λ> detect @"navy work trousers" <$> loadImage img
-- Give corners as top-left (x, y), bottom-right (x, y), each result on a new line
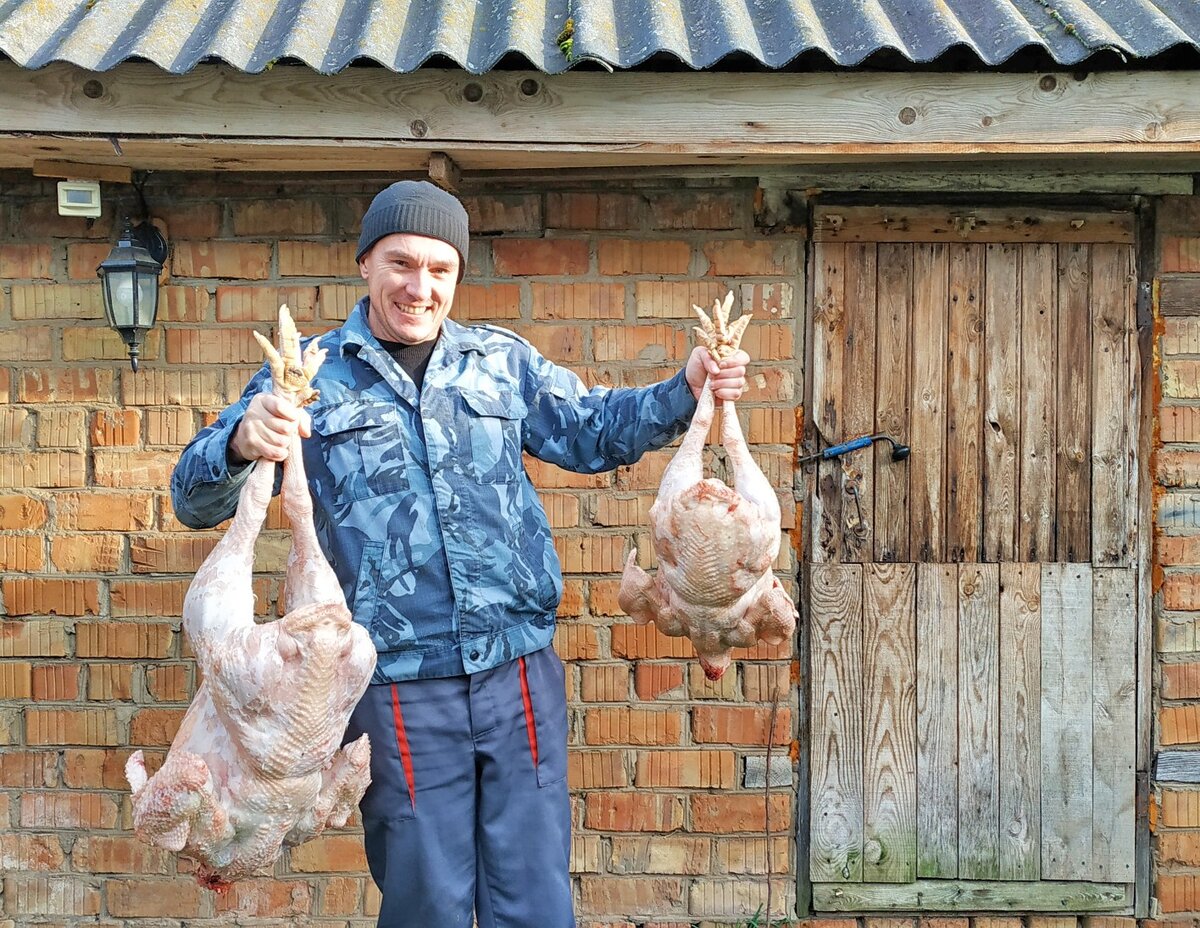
top-left (344, 645), bottom-right (575, 928)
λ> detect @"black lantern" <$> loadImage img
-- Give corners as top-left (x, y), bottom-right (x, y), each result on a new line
top-left (96, 221), bottom-right (168, 371)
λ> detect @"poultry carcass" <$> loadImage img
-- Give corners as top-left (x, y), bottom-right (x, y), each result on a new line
top-left (619, 293), bottom-right (797, 680)
top-left (126, 307), bottom-right (377, 889)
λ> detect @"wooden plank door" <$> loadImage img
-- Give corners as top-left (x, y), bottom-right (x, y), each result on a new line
top-left (805, 206), bottom-right (1140, 913)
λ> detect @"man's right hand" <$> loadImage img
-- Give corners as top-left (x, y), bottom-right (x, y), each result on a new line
top-left (228, 393), bottom-right (312, 464)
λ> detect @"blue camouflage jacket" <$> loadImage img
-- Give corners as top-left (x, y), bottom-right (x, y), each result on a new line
top-left (170, 299), bottom-right (697, 683)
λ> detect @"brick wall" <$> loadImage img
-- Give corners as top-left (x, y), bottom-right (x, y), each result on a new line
top-left (0, 172), bottom-right (803, 926)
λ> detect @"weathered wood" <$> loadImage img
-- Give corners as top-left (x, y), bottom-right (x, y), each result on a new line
top-left (787, 171), bottom-right (1191, 195)
top-left (31, 158), bottom-right (132, 183)
top-left (874, 243), bottom-right (912, 563)
top-left (1091, 245), bottom-right (1136, 566)
top-left (1041, 564), bottom-right (1094, 880)
top-left (427, 151), bottom-right (462, 192)
top-left (7, 64), bottom-right (1200, 161)
top-left (862, 564), bottom-right (918, 883)
top-left (998, 562), bottom-right (1042, 881)
top-left (809, 565), bottom-right (864, 882)
top-left (1159, 275), bottom-right (1200, 316)
top-left (983, 244), bottom-right (1021, 562)
top-left (814, 207), bottom-right (1134, 245)
top-left (812, 879), bottom-right (1130, 912)
top-left (909, 244), bottom-right (949, 561)
top-left (1018, 244), bottom-right (1057, 561)
top-left (1092, 568), bottom-right (1137, 884)
top-left (840, 243), bottom-right (878, 564)
top-left (946, 244), bottom-right (985, 563)
top-left (957, 563), bottom-right (1000, 879)
top-left (916, 563), bottom-right (959, 879)
top-left (1056, 243), bottom-right (1093, 561)
top-left (811, 245), bottom-right (847, 564)
top-left (1155, 751), bottom-right (1200, 782)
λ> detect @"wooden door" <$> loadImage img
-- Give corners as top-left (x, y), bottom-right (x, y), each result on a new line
top-left (804, 206), bottom-right (1140, 913)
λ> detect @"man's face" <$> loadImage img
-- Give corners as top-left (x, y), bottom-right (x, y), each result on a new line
top-left (359, 232), bottom-right (460, 345)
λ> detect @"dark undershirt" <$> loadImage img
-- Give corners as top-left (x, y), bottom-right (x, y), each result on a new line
top-left (377, 335), bottom-right (437, 390)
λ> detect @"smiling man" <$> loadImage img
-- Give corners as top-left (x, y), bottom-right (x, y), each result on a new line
top-left (170, 180), bottom-right (749, 928)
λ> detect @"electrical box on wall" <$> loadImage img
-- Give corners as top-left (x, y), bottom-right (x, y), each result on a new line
top-left (57, 180), bottom-right (102, 218)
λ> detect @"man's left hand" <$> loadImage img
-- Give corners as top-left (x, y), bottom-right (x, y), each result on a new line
top-left (685, 345), bottom-right (750, 402)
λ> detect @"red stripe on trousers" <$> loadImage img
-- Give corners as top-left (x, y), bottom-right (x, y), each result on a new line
top-left (518, 656), bottom-right (539, 769)
top-left (389, 683), bottom-right (416, 810)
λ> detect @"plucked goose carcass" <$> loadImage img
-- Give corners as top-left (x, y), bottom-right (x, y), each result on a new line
top-left (618, 293), bottom-right (797, 679)
top-left (126, 307), bottom-right (377, 889)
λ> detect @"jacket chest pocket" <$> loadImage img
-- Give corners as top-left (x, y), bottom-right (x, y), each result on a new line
top-left (310, 401), bottom-right (411, 501)
top-left (458, 390), bottom-right (527, 484)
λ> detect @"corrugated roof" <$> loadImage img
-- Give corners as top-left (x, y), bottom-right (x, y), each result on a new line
top-left (1, 0), bottom-right (1198, 75)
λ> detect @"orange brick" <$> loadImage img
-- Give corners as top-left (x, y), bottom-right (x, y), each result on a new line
top-left (568, 750), bottom-right (629, 788)
top-left (67, 242), bottom-right (116, 279)
top-left (90, 409), bottom-right (141, 446)
top-left (609, 836), bottom-right (709, 875)
top-left (2, 578), bottom-right (99, 616)
top-left (61, 325), bottom-right (161, 362)
top-left (110, 579), bottom-right (188, 616)
top-left (0, 749), bottom-right (57, 787)
top-left (588, 579), bottom-right (628, 618)
top-left (71, 835), bottom-right (170, 874)
top-left (584, 792), bottom-right (685, 832)
top-left (713, 836), bottom-right (791, 874)
top-left (635, 663), bottom-right (685, 700)
top-left (578, 877), bottom-right (686, 915)
top-left (319, 875), bottom-right (362, 916)
top-left (31, 664), bottom-right (80, 701)
top-left (1164, 661), bottom-right (1200, 699)
top-left (0, 535), bottom-right (45, 571)
top-left (0, 406), bottom-right (29, 446)
top-left (493, 239), bottom-right (589, 276)
top-left (1158, 872), bottom-right (1200, 913)
top-left (703, 240), bottom-right (797, 276)
top-left (87, 662), bottom-right (135, 701)
top-left (215, 285), bottom-right (318, 322)
top-left (0, 621), bottom-right (68, 657)
top-left (75, 622), bottom-right (173, 659)
top-left (288, 834), bottom-right (369, 872)
top-left (107, 878), bottom-right (205, 918)
top-left (455, 282), bottom-right (522, 320)
top-left (62, 748), bottom-right (137, 789)
top-left (166, 327), bottom-right (265, 364)
top-left (594, 324), bottom-right (688, 363)
top-left (635, 280), bottom-right (727, 319)
top-left (1162, 406), bottom-right (1200, 443)
top-left (130, 708), bottom-right (186, 745)
top-left (546, 192), bottom-right (646, 230)
top-left (580, 664), bottom-right (630, 702)
top-left (0, 451), bottom-right (85, 489)
top-left (649, 191), bottom-right (741, 230)
top-left (58, 491), bottom-right (154, 531)
top-left (1159, 831), bottom-right (1200, 867)
top-left (1, 874), bottom-right (101, 916)
top-left (277, 241), bottom-right (356, 277)
top-left (692, 706), bottom-right (791, 745)
top-left (172, 241), bottom-right (271, 279)
top-left (163, 201), bottom-right (223, 238)
top-left (129, 534), bottom-right (216, 573)
top-left (34, 406), bottom-right (86, 449)
top-left (556, 534), bottom-right (628, 573)
top-left (592, 496), bottom-right (653, 529)
top-left (1158, 535), bottom-right (1200, 566)
top-left (598, 240), bottom-right (691, 276)
top-left (93, 450), bottom-right (176, 488)
top-left (532, 282), bottom-right (624, 320)
top-left (157, 284), bottom-right (212, 323)
top-left (634, 749), bottom-right (736, 788)
top-left (318, 283), bottom-right (362, 320)
top-left (145, 408), bottom-right (196, 447)
top-left (689, 662), bottom-right (739, 698)
top-left (50, 534), bottom-right (122, 572)
top-left (525, 455), bottom-right (611, 489)
top-left (691, 794), bottom-right (791, 833)
top-left (18, 368), bottom-right (114, 403)
top-left (0, 833), bottom-right (65, 871)
top-left (0, 243), bottom-right (52, 278)
top-left (121, 369), bottom-right (224, 406)
top-left (583, 707), bottom-right (683, 746)
top-left (215, 878), bottom-right (313, 916)
top-left (146, 663), bottom-right (192, 702)
top-left (554, 623), bottom-right (599, 660)
top-left (25, 708), bottom-right (118, 745)
top-left (514, 323), bottom-right (585, 363)
top-left (463, 193), bottom-right (541, 233)
top-left (233, 199), bottom-right (329, 235)
top-left (1166, 573), bottom-right (1200, 610)
top-left (611, 624), bottom-right (694, 659)
top-left (1159, 452), bottom-right (1200, 489)
top-left (1162, 705), bottom-right (1200, 745)
top-left (0, 661), bottom-right (32, 699)
top-left (740, 663), bottom-right (790, 701)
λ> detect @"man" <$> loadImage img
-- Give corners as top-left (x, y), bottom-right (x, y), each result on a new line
top-left (171, 181), bottom-right (749, 927)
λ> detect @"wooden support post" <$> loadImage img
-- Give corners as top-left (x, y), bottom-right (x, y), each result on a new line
top-left (428, 152), bottom-right (461, 192)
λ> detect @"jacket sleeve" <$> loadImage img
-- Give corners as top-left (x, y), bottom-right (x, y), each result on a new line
top-left (169, 363), bottom-right (272, 529)
top-left (520, 342), bottom-right (697, 474)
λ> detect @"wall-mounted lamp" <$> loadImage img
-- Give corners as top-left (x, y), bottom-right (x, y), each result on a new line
top-left (96, 220), bottom-right (167, 372)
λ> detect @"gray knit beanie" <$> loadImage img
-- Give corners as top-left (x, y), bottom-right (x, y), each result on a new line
top-left (355, 181), bottom-right (470, 278)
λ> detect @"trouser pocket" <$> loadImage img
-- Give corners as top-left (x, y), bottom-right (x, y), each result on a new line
top-left (343, 683), bottom-right (417, 822)
top-left (518, 648), bottom-right (567, 788)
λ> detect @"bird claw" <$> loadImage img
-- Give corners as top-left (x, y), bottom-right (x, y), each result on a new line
top-left (254, 304), bottom-right (325, 407)
top-left (692, 290), bottom-right (750, 361)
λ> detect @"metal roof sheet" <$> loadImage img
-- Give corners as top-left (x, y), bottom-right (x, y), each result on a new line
top-left (1, 0), bottom-right (1198, 75)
